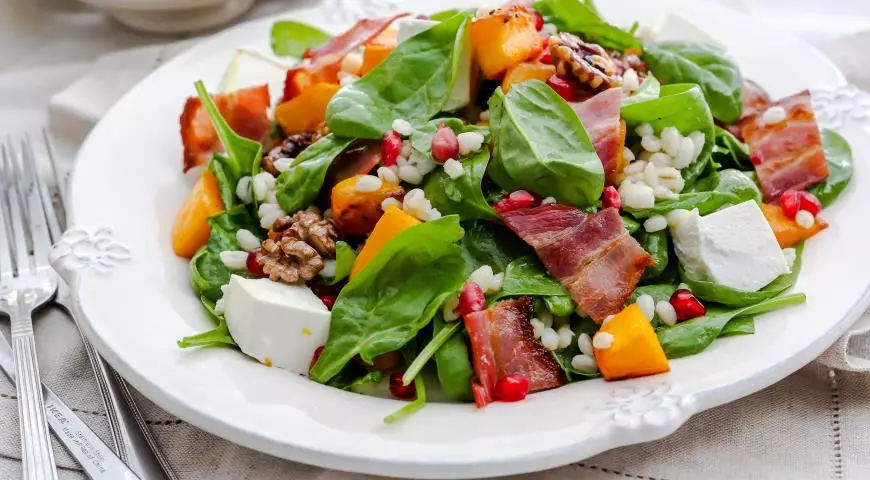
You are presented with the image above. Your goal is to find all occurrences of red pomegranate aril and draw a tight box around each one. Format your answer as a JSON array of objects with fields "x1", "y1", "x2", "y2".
[
  {"x1": 380, "y1": 130, "x2": 403, "y2": 166},
  {"x1": 493, "y1": 190, "x2": 541, "y2": 214},
  {"x1": 601, "y1": 185, "x2": 621, "y2": 210},
  {"x1": 797, "y1": 191, "x2": 822, "y2": 217},
  {"x1": 309, "y1": 346, "x2": 325, "y2": 371},
  {"x1": 431, "y1": 124, "x2": 460, "y2": 163},
  {"x1": 246, "y1": 251, "x2": 265, "y2": 277},
  {"x1": 750, "y1": 150, "x2": 764, "y2": 166},
  {"x1": 458, "y1": 282, "x2": 486, "y2": 316},
  {"x1": 669, "y1": 289, "x2": 706, "y2": 322},
  {"x1": 389, "y1": 371, "x2": 417, "y2": 400},
  {"x1": 779, "y1": 189, "x2": 801, "y2": 219},
  {"x1": 546, "y1": 75, "x2": 580, "y2": 102},
  {"x1": 494, "y1": 375, "x2": 530, "y2": 402},
  {"x1": 539, "y1": 49, "x2": 553, "y2": 65},
  {"x1": 531, "y1": 10, "x2": 545, "y2": 31}
]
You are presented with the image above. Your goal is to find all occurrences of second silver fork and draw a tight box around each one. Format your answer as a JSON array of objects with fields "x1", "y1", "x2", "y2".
[{"x1": 0, "y1": 139, "x2": 60, "y2": 480}]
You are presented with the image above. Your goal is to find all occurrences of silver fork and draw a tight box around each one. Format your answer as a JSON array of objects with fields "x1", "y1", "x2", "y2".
[
  {"x1": 0, "y1": 139, "x2": 60, "y2": 480},
  {"x1": 33, "y1": 132, "x2": 177, "y2": 480}
]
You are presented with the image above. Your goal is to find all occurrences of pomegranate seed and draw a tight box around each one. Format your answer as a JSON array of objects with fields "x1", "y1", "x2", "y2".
[
  {"x1": 380, "y1": 130, "x2": 403, "y2": 167},
  {"x1": 750, "y1": 150, "x2": 764, "y2": 166},
  {"x1": 494, "y1": 375, "x2": 530, "y2": 402},
  {"x1": 539, "y1": 49, "x2": 553, "y2": 65},
  {"x1": 309, "y1": 346, "x2": 325, "y2": 371},
  {"x1": 389, "y1": 371, "x2": 417, "y2": 399},
  {"x1": 546, "y1": 75, "x2": 580, "y2": 102},
  {"x1": 797, "y1": 191, "x2": 822, "y2": 217},
  {"x1": 493, "y1": 190, "x2": 541, "y2": 214},
  {"x1": 531, "y1": 10, "x2": 544, "y2": 31},
  {"x1": 669, "y1": 289, "x2": 707, "y2": 322},
  {"x1": 458, "y1": 282, "x2": 486, "y2": 316},
  {"x1": 246, "y1": 251, "x2": 265, "y2": 277},
  {"x1": 779, "y1": 190, "x2": 801, "y2": 219},
  {"x1": 601, "y1": 186, "x2": 621, "y2": 210},
  {"x1": 309, "y1": 282, "x2": 340, "y2": 310},
  {"x1": 431, "y1": 124, "x2": 460, "y2": 163},
  {"x1": 472, "y1": 381, "x2": 492, "y2": 408}
]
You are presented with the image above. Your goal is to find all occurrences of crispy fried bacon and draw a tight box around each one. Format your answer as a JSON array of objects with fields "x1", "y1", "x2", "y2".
[
  {"x1": 464, "y1": 297, "x2": 567, "y2": 407},
  {"x1": 500, "y1": 205, "x2": 654, "y2": 322},
  {"x1": 180, "y1": 85, "x2": 271, "y2": 172},
  {"x1": 739, "y1": 90, "x2": 829, "y2": 201},
  {"x1": 572, "y1": 88, "x2": 626, "y2": 184}
]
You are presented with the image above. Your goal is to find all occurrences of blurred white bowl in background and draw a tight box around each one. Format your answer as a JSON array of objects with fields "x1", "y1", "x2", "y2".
[{"x1": 78, "y1": 0, "x2": 256, "y2": 34}]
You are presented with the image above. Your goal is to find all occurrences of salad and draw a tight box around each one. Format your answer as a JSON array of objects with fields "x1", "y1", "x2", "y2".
[{"x1": 170, "y1": 0, "x2": 854, "y2": 422}]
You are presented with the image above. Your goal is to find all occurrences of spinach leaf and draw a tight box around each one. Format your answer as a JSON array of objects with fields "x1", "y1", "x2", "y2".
[
  {"x1": 620, "y1": 84, "x2": 715, "y2": 188},
  {"x1": 629, "y1": 283, "x2": 677, "y2": 305},
  {"x1": 433, "y1": 319, "x2": 474, "y2": 401},
  {"x1": 326, "y1": 13, "x2": 471, "y2": 139},
  {"x1": 177, "y1": 296, "x2": 238, "y2": 349},
  {"x1": 643, "y1": 41, "x2": 743, "y2": 123},
  {"x1": 309, "y1": 216, "x2": 467, "y2": 382},
  {"x1": 189, "y1": 206, "x2": 261, "y2": 301},
  {"x1": 534, "y1": 0, "x2": 641, "y2": 51},
  {"x1": 270, "y1": 21, "x2": 331, "y2": 57},
  {"x1": 544, "y1": 295, "x2": 576, "y2": 316},
  {"x1": 274, "y1": 134, "x2": 355, "y2": 213},
  {"x1": 810, "y1": 129, "x2": 854, "y2": 207},
  {"x1": 423, "y1": 149, "x2": 498, "y2": 221},
  {"x1": 720, "y1": 316, "x2": 754, "y2": 337},
  {"x1": 621, "y1": 74, "x2": 661, "y2": 108},
  {"x1": 638, "y1": 230, "x2": 669, "y2": 281},
  {"x1": 496, "y1": 256, "x2": 571, "y2": 298},
  {"x1": 348, "y1": 371, "x2": 385, "y2": 393},
  {"x1": 681, "y1": 244, "x2": 803, "y2": 307},
  {"x1": 698, "y1": 168, "x2": 761, "y2": 205},
  {"x1": 622, "y1": 215, "x2": 641, "y2": 234},
  {"x1": 403, "y1": 320, "x2": 461, "y2": 384},
  {"x1": 194, "y1": 81, "x2": 262, "y2": 180},
  {"x1": 488, "y1": 80, "x2": 604, "y2": 207},
  {"x1": 459, "y1": 222, "x2": 529, "y2": 275},
  {"x1": 209, "y1": 154, "x2": 240, "y2": 208},
  {"x1": 320, "y1": 241, "x2": 356, "y2": 285},
  {"x1": 429, "y1": 8, "x2": 473, "y2": 21},
  {"x1": 625, "y1": 191, "x2": 740, "y2": 219},
  {"x1": 711, "y1": 126, "x2": 752, "y2": 171},
  {"x1": 657, "y1": 293, "x2": 805, "y2": 358}
]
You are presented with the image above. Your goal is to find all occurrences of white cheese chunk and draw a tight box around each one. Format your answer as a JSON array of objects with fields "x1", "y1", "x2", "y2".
[
  {"x1": 396, "y1": 18, "x2": 472, "y2": 111},
  {"x1": 671, "y1": 201, "x2": 789, "y2": 292},
  {"x1": 222, "y1": 275, "x2": 330, "y2": 375}
]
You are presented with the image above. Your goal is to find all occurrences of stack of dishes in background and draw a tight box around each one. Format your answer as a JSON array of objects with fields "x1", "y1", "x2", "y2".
[{"x1": 76, "y1": 0, "x2": 256, "y2": 34}]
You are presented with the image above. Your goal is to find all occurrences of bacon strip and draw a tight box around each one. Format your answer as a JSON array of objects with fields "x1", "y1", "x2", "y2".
[
  {"x1": 572, "y1": 88, "x2": 625, "y2": 184},
  {"x1": 304, "y1": 13, "x2": 410, "y2": 68},
  {"x1": 500, "y1": 205, "x2": 654, "y2": 322},
  {"x1": 739, "y1": 90, "x2": 829, "y2": 201},
  {"x1": 180, "y1": 85, "x2": 271, "y2": 172},
  {"x1": 741, "y1": 79, "x2": 772, "y2": 118},
  {"x1": 464, "y1": 297, "x2": 566, "y2": 406}
]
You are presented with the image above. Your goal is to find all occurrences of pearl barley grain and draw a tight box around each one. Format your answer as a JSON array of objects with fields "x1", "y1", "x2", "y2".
[
  {"x1": 219, "y1": 250, "x2": 248, "y2": 270},
  {"x1": 236, "y1": 229, "x2": 261, "y2": 252},
  {"x1": 593, "y1": 332, "x2": 614, "y2": 349},
  {"x1": 795, "y1": 209, "x2": 815, "y2": 228},
  {"x1": 762, "y1": 106, "x2": 787, "y2": 125},
  {"x1": 643, "y1": 215, "x2": 668, "y2": 233},
  {"x1": 661, "y1": 126, "x2": 682, "y2": 156},
  {"x1": 666, "y1": 208, "x2": 691, "y2": 228},
  {"x1": 457, "y1": 131, "x2": 485, "y2": 155},
  {"x1": 391, "y1": 119, "x2": 414, "y2": 136},
  {"x1": 577, "y1": 333, "x2": 594, "y2": 357},
  {"x1": 377, "y1": 166, "x2": 399, "y2": 185},
  {"x1": 636, "y1": 294, "x2": 655, "y2": 320},
  {"x1": 656, "y1": 300, "x2": 678, "y2": 326},
  {"x1": 541, "y1": 328, "x2": 559, "y2": 351},
  {"x1": 571, "y1": 354, "x2": 598, "y2": 373},
  {"x1": 443, "y1": 159, "x2": 465, "y2": 179},
  {"x1": 557, "y1": 325, "x2": 574, "y2": 349},
  {"x1": 636, "y1": 123, "x2": 654, "y2": 137},
  {"x1": 355, "y1": 175, "x2": 382, "y2": 192},
  {"x1": 641, "y1": 135, "x2": 663, "y2": 153}
]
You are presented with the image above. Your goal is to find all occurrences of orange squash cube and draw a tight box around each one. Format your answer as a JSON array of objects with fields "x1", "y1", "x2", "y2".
[
  {"x1": 594, "y1": 304, "x2": 670, "y2": 381},
  {"x1": 760, "y1": 203, "x2": 828, "y2": 248},
  {"x1": 360, "y1": 26, "x2": 398, "y2": 76},
  {"x1": 501, "y1": 61, "x2": 556, "y2": 92},
  {"x1": 351, "y1": 205, "x2": 420, "y2": 278},
  {"x1": 331, "y1": 174, "x2": 405, "y2": 239},
  {"x1": 172, "y1": 169, "x2": 225, "y2": 258},
  {"x1": 274, "y1": 83, "x2": 340, "y2": 134},
  {"x1": 470, "y1": 6, "x2": 544, "y2": 80}
]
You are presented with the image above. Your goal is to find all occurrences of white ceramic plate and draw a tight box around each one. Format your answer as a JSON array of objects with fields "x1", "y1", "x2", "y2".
[{"x1": 67, "y1": 0, "x2": 870, "y2": 477}]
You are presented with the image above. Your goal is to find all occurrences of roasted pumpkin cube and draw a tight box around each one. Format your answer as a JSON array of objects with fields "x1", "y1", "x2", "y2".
[
  {"x1": 172, "y1": 169, "x2": 225, "y2": 258},
  {"x1": 501, "y1": 61, "x2": 556, "y2": 92},
  {"x1": 351, "y1": 205, "x2": 420, "y2": 278},
  {"x1": 470, "y1": 6, "x2": 544, "y2": 80},
  {"x1": 760, "y1": 203, "x2": 828, "y2": 248},
  {"x1": 274, "y1": 83, "x2": 340, "y2": 135},
  {"x1": 331, "y1": 174, "x2": 404, "y2": 239},
  {"x1": 594, "y1": 304, "x2": 670, "y2": 381}
]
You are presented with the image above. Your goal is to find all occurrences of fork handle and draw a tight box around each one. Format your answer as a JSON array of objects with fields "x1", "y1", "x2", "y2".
[
  {"x1": 56, "y1": 295, "x2": 177, "y2": 480},
  {"x1": 12, "y1": 318, "x2": 59, "y2": 480}
]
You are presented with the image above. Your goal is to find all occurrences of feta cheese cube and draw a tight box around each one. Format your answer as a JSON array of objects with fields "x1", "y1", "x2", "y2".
[
  {"x1": 222, "y1": 275, "x2": 330, "y2": 375},
  {"x1": 671, "y1": 201, "x2": 789, "y2": 292}
]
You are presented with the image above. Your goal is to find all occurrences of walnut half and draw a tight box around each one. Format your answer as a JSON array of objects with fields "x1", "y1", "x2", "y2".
[
  {"x1": 257, "y1": 207, "x2": 338, "y2": 285},
  {"x1": 550, "y1": 33, "x2": 621, "y2": 91}
]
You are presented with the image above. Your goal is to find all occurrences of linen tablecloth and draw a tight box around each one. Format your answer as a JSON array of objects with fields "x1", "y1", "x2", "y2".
[{"x1": 1, "y1": 1, "x2": 870, "y2": 478}]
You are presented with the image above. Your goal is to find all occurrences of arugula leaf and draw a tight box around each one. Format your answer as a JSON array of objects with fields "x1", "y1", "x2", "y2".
[
  {"x1": 423, "y1": 146, "x2": 497, "y2": 222},
  {"x1": 534, "y1": 0, "x2": 641, "y2": 51},
  {"x1": 810, "y1": 129, "x2": 854, "y2": 207},
  {"x1": 309, "y1": 217, "x2": 467, "y2": 382},
  {"x1": 638, "y1": 230, "x2": 669, "y2": 281},
  {"x1": 488, "y1": 80, "x2": 604, "y2": 207},
  {"x1": 681, "y1": 244, "x2": 803, "y2": 307},
  {"x1": 657, "y1": 292, "x2": 805, "y2": 358},
  {"x1": 643, "y1": 41, "x2": 744, "y2": 123},
  {"x1": 274, "y1": 134, "x2": 355, "y2": 213},
  {"x1": 720, "y1": 316, "x2": 755, "y2": 337},
  {"x1": 625, "y1": 191, "x2": 740, "y2": 219},
  {"x1": 320, "y1": 241, "x2": 356, "y2": 285},
  {"x1": 711, "y1": 126, "x2": 752, "y2": 171},
  {"x1": 620, "y1": 84, "x2": 715, "y2": 188},
  {"x1": 270, "y1": 21, "x2": 331, "y2": 57},
  {"x1": 459, "y1": 222, "x2": 529, "y2": 275},
  {"x1": 194, "y1": 81, "x2": 262, "y2": 180},
  {"x1": 177, "y1": 296, "x2": 238, "y2": 349},
  {"x1": 326, "y1": 13, "x2": 471, "y2": 139},
  {"x1": 621, "y1": 74, "x2": 661, "y2": 108}
]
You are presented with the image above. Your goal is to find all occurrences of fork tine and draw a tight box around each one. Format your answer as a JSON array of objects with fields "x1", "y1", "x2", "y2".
[
  {"x1": 20, "y1": 136, "x2": 53, "y2": 268},
  {"x1": 0, "y1": 147, "x2": 16, "y2": 279},
  {"x1": 1, "y1": 141, "x2": 29, "y2": 276},
  {"x1": 41, "y1": 129, "x2": 68, "y2": 231}
]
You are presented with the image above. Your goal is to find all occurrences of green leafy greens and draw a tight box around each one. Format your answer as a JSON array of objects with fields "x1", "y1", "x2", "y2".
[
  {"x1": 534, "y1": 0, "x2": 642, "y2": 51},
  {"x1": 274, "y1": 134, "x2": 355, "y2": 213},
  {"x1": 177, "y1": 296, "x2": 238, "y2": 349},
  {"x1": 319, "y1": 241, "x2": 356, "y2": 285},
  {"x1": 810, "y1": 129, "x2": 854, "y2": 207},
  {"x1": 270, "y1": 21, "x2": 331, "y2": 57}
]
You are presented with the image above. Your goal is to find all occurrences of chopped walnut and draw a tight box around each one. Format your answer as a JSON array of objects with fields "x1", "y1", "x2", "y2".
[
  {"x1": 550, "y1": 33, "x2": 621, "y2": 91},
  {"x1": 257, "y1": 207, "x2": 338, "y2": 285},
  {"x1": 311, "y1": 122, "x2": 330, "y2": 143},
  {"x1": 262, "y1": 132, "x2": 316, "y2": 176}
]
